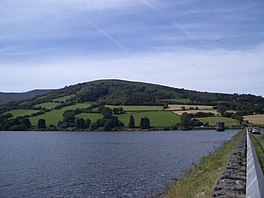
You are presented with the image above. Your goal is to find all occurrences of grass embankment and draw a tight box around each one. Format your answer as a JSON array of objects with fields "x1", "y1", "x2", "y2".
[
  {"x1": 166, "y1": 131, "x2": 242, "y2": 198},
  {"x1": 251, "y1": 135, "x2": 264, "y2": 172}
]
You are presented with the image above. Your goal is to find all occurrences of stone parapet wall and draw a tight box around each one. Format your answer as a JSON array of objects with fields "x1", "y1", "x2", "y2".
[{"x1": 212, "y1": 131, "x2": 246, "y2": 198}]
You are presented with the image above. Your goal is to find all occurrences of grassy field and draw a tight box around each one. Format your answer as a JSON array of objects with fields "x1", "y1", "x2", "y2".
[
  {"x1": 198, "y1": 117, "x2": 240, "y2": 127},
  {"x1": 5, "y1": 109, "x2": 41, "y2": 118},
  {"x1": 35, "y1": 102, "x2": 59, "y2": 109},
  {"x1": 75, "y1": 113, "x2": 103, "y2": 123},
  {"x1": 53, "y1": 95, "x2": 73, "y2": 102},
  {"x1": 173, "y1": 109, "x2": 219, "y2": 116},
  {"x1": 166, "y1": 104, "x2": 214, "y2": 111},
  {"x1": 75, "y1": 111, "x2": 180, "y2": 127},
  {"x1": 106, "y1": 105, "x2": 163, "y2": 111},
  {"x1": 251, "y1": 135, "x2": 264, "y2": 172},
  {"x1": 244, "y1": 114, "x2": 264, "y2": 125},
  {"x1": 30, "y1": 103, "x2": 91, "y2": 126},
  {"x1": 161, "y1": 98, "x2": 192, "y2": 103},
  {"x1": 166, "y1": 131, "x2": 242, "y2": 198},
  {"x1": 117, "y1": 111, "x2": 180, "y2": 127}
]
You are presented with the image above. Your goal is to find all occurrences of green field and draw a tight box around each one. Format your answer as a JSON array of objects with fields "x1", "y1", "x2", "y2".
[
  {"x1": 5, "y1": 109, "x2": 41, "y2": 118},
  {"x1": 252, "y1": 135, "x2": 264, "y2": 172},
  {"x1": 30, "y1": 103, "x2": 91, "y2": 126},
  {"x1": 162, "y1": 98, "x2": 192, "y2": 103},
  {"x1": 106, "y1": 105, "x2": 163, "y2": 111},
  {"x1": 35, "y1": 102, "x2": 59, "y2": 109},
  {"x1": 173, "y1": 109, "x2": 219, "y2": 116},
  {"x1": 74, "y1": 111, "x2": 180, "y2": 127},
  {"x1": 198, "y1": 117, "x2": 240, "y2": 126},
  {"x1": 117, "y1": 111, "x2": 180, "y2": 127},
  {"x1": 53, "y1": 95, "x2": 73, "y2": 102},
  {"x1": 244, "y1": 114, "x2": 264, "y2": 125},
  {"x1": 167, "y1": 104, "x2": 214, "y2": 111},
  {"x1": 75, "y1": 113, "x2": 103, "y2": 123}
]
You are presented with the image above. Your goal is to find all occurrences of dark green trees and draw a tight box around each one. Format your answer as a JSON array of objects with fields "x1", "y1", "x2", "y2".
[
  {"x1": 128, "y1": 115, "x2": 135, "y2": 128},
  {"x1": 76, "y1": 118, "x2": 85, "y2": 129},
  {"x1": 139, "y1": 117, "x2": 150, "y2": 129},
  {"x1": 37, "y1": 119, "x2": 46, "y2": 129},
  {"x1": 102, "y1": 107, "x2": 113, "y2": 119}
]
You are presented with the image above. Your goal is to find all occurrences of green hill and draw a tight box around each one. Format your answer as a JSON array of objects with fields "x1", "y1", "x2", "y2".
[{"x1": 0, "y1": 79, "x2": 264, "y2": 131}]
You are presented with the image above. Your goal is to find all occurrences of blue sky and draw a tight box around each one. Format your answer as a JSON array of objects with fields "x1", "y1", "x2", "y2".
[{"x1": 0, "y1": 0, "x2": 264, "y2": 96}]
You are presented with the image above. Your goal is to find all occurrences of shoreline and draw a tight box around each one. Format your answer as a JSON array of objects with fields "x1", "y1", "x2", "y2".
[{"x1": 164, "y1": 131, "x2": 242, "y2": 198}]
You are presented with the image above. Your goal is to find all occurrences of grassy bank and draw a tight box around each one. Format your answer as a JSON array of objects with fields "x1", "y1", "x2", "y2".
[
  {"x1": 166, "y1": 131, "x2": 242, "y2": 198},
  {"x1": 251, "y1": 135, "x2": 264, "y2": 172}
]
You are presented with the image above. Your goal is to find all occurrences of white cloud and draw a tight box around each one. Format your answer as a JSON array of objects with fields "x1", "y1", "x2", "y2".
[{"x1": 1, "y1": 46, "x2": 264, "y2": 96}]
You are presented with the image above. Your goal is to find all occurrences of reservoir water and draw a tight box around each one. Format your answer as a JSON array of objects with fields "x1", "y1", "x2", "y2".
[{"x1": 0, "y1": 130, "x2": 238, "y2": 197}]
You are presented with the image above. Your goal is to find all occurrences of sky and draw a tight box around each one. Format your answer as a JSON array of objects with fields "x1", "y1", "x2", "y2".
[{"x1": 0, "y1": 0, "x2": 264, "y2": 96}]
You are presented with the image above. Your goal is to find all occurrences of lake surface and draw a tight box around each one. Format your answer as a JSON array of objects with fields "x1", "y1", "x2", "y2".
[{"x1": 0, "y1": 130, "x2": 238, "y2": 198}]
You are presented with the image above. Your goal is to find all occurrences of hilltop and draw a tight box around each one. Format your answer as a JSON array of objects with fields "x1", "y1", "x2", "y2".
[
  {"x1": 0, "y1": 79, "x2": 264, "y2": 131},
  {"x1": 0, "y1": 89, "x2": 52, "y2": 104}
]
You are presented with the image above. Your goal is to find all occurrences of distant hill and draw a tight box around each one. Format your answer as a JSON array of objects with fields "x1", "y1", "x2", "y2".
[
  {"x1": 1, "y1": 79, "x2": 264, "y2": 131},
  {"x1": 0, "y1": 90, "x2": 53, "y2": 104}
]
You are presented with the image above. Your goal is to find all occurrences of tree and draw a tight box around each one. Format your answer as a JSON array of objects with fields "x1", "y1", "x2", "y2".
[
  {"x1": 21, "y1": 118, "x2": 31, "y2": 128},
  {"x1": 113, "y1": 107, "x2": 124, "y2": 115},
  {"x1": 76, "y1": 118, "x2": 85, "y2": 129},
  {"x1": 180, "y1": 113, "x2": 192, "y2": 127},
  {"x1": 37, "y1": 119, "x2": 46, "y2": 129},
  {"x1": 85, "y1": 119, "x2": 91, "y2": 129},
  {"x1": 63, "y1": 110, "x2": 75, "y2": 123},
  {"x1": 128, "y1": 115, "x2": 135, "y2": 128},
  {"x1": 102, "y1": 107, "x2": 113, "y2": 119},
  {"x1": 140, "y1": 117, "x2": 150, "y2": 129}
]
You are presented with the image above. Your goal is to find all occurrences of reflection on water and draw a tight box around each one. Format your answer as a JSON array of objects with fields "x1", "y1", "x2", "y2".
[{"x1": 0, "y1": 130, "x2": 237, "y2": 197}]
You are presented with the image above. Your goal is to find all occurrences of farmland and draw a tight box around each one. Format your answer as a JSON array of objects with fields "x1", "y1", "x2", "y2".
[
  {"x1": 35, "y1": 102, "x2": 59, "y2": 109},
  {"x1": 198, "y1": 117, "x2": 240, "y2": 127},
  {"x1": 244, "y1": 114, "x2": 264, "y2": 125},
  {"x1": 5, "y1": 109, "x2": 41, "y2": 118},
  {"x1": 161, "y1": 98, "x2": 192, "y2": 103},
  {"x1": 30, "y1": 103, "x2": 91, "y2": 126},
  {"x1": 173, "y1": 109, "x2": 219, "y2": 116},
  {"x1": 75, "y1": 113, "x2": 102, "y2": 123},
  {"x1": 53, "y1": 95, "x2": 73, "y2": 102},
  {"x1": 106, "y1": 105, "x2": 163, "y2": 111},
  {"x1": 117, "y1": 111, "x2": 180, "y2": 127},
  {"x1": 166, "y1": 104, "x2": 215, "y2": 111}
]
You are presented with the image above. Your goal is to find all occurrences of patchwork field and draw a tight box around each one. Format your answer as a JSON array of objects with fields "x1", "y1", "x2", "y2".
[
  {"x1": 244, "y1": 114, "x2": 264, "y2": 125},
  {"x1": 198, "y1": 117, "x2": 240, "y2": 127},
  {"x1": 173, "y1": 109, "x2": 219, "y2": 116},
  {"x1": 53, "y1": 95, "x2": 73, "y2": 102},
  {"x1": 75, "y1": 112, "x2": 180, "y2": 127},
  {"x1": 30, "y1": 103, "x2": 91, "y2": 126},
  {"x1": 75, "y1": 113, "x2": 103, "y2": 123},
  {"x1": 166, "y1": 104, "x2": 214, "y2": 111},
  {"x1": 161, "y1": 98, "x2": 192, "y2": 103},
  {"x1": 117, "y1": 111, "x2": 180, "y2": 127},
  {"x1": 106, "y1": 105, "x2": 163, "y2": 111},
  {"x1": 5, "y1": 109, "x2": 41, "y2": 118},
  {"x1": 35, "y1": 102, "x2": 59, "y2": 109}
]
